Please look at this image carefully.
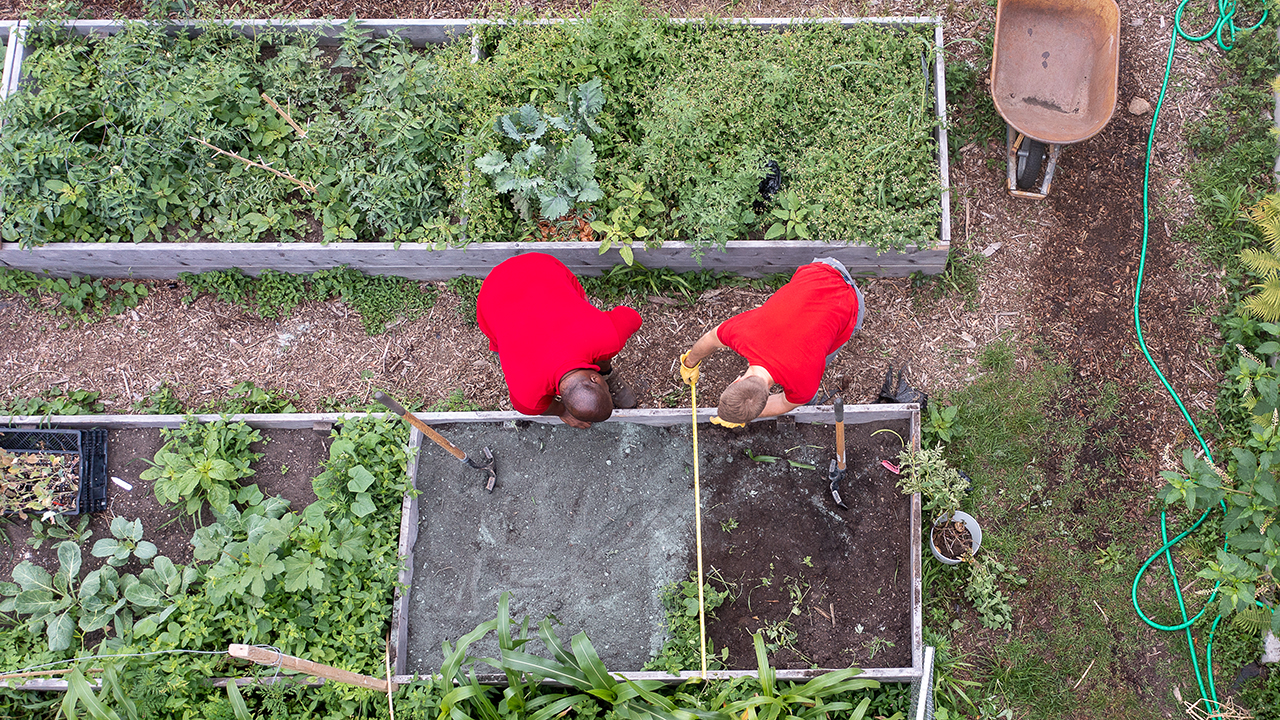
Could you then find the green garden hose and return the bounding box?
[1130,0,1267,713]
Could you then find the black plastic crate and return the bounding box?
[0,427,109,515]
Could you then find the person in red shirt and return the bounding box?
[678,258,865,425]
[477,253,643,428]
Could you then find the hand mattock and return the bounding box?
[828,397,848,509]
[374,391,497,492]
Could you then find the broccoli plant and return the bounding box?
[475,78,606,222]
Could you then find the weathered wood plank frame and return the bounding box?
[0,17,950,279]
[3,404,922,690]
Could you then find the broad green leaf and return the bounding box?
[571,632,614,691]
[12,562,52,592]
[91,538,123,559]
[14,589,58,616]
[227,681,252,720]
[528,695,589,720]
[125,578,164,607]
[48,612,75,652]
[329,439,356,462]
[58,541,82,580]
[135,541,158,562]
[764,223,786,240]
[351,492,376,517]
[282,552,327,593]
[208,458,239,481]
[347,465,376,492]
[208,484,233,514]
[500,649,590,690]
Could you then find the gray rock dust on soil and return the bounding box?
[405,421,697,674]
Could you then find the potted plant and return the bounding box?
[896,445,981,565]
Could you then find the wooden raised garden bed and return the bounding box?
[0,16,950,280]
[0,406,921,692]
[390,405,923,683]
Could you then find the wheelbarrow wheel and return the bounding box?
[1016,138,1047,190]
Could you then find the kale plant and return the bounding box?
[474,78,606,222]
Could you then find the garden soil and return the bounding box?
[696,418,912,670]
[0,426,328,587]
[0,0,1252,715]
[403,416,910,674]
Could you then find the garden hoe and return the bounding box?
[373,391,497,492]
[828,397,848,510]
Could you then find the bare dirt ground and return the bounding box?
[0,0,1263,716]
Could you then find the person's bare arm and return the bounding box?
[683,325,727,367]
[757,393,803,419]
[542,399,591,429]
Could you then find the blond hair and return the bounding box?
[717,377,768,424]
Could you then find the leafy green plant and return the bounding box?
[1093,544,1125,575]
[141,417,264,515]
[962,553,1025,631]
[0,541,85,651]
[475,79,607,223]
[4,388,104,416]
[590,175,665,265]
[720,517,739,533]
[134,382,185,414]
[425,388,482,413]
[91,517,158,568]
[896,445,969,520]
[645,573,732,672]
[0,539,185,652]
[0,270,149,322]
[212,381,299,414]
[1241,193,1280,321]
[764,190,822,240]
[28,514,92,550]
[923,403,964,448]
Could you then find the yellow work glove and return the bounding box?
[710,416,746,429]
[679,352,701,386]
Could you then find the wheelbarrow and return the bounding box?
[990,0,1120,198]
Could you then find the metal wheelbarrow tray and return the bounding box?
[990,0,1120,197]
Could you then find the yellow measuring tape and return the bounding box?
[691,378,708,679]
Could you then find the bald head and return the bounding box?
[559,369,613,423]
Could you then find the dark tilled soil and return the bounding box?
[696,418,912,670]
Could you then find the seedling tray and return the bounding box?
[0,426,108,516]
[390,405,923,684]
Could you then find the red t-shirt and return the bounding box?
[716,264,859,404]
[477,253,642,415]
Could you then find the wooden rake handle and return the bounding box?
[374,391,467,462]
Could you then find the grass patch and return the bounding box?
[927,349,1188,718]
